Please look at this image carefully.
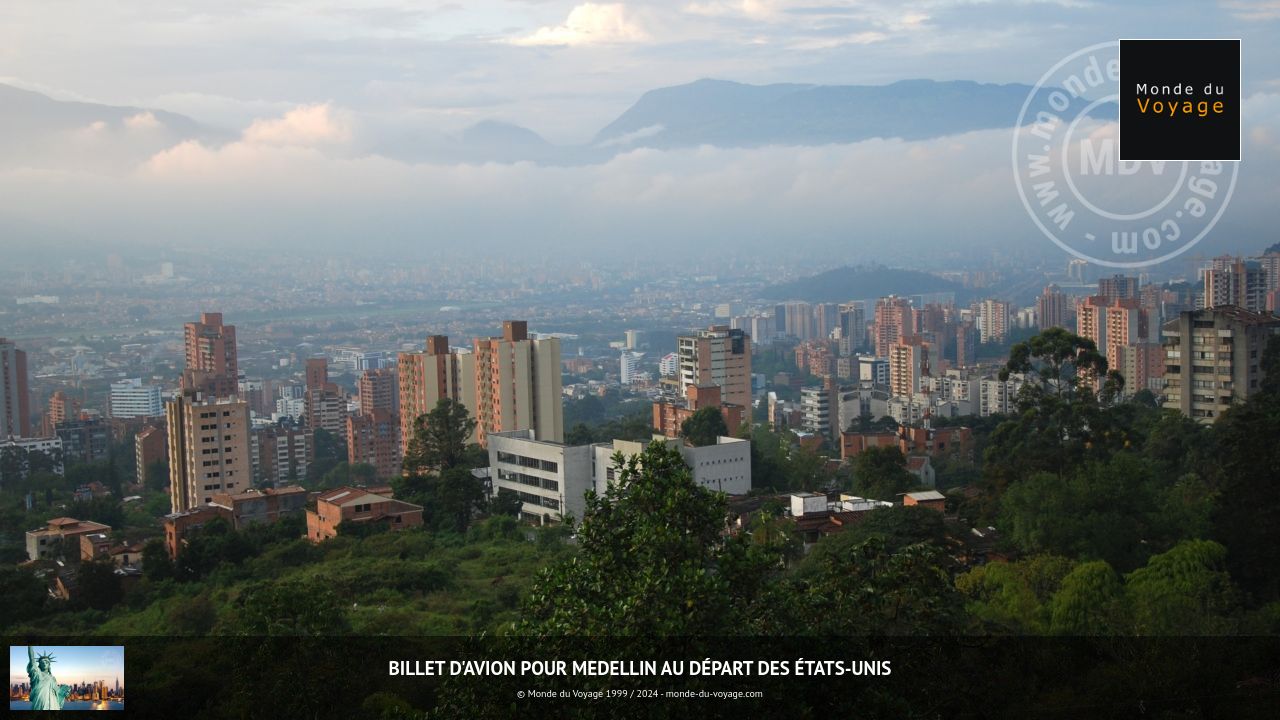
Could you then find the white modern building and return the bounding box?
[620,351,643,385]
[593,436,751,496]
[488,429,593,525]
[109,378,164,418]
[487,431,753,525]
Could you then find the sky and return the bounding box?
[1,1,1278,266]
[9,645,125,688]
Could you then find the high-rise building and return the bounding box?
[0,338,31,438]
[1204,258,1268,313]
[1037,284,1070,330]
[250,425,313,486]
[677,325,752,409]
[620,350,642,385]
[1098,274,1140,302]
[978,299,1011,343]
[55,418,111,466]
[873,296,914,358]
[43,390,78,436]
[658,352,678,377]
[472,321,564,446]
[780,301,815,341]
[889,336,931,399]
[166,392,252,513]
[858,356,890,386]
[1162,306,1280,423]
[357,367,399,416]
[398,335,475,454]
[398,323,563,452]
[838,302,866,351]
[135,423,167,486]
[302,357,347,435]
[109,378,164,418]
[955,321,978,368]
[346,409,401,480]
[1076,295,1110,352]
[1114,342,1164,397]
[1104,299,1148,362]
[305,358,329,391]
[814,303,839,340]
[182,313,237,397]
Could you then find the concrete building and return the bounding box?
[1204,258,1269,314]
[838,302,867,351]
[0,337,31,438]
[677,325,752,409]
[26,517,111,561]
[211,485,307,527]
[1037,285,1071,330]
[1161,306,1280,423]
[135,424,167,486]
[620,350,643,385]
[593,435,751,496]
[163,505,231,560]
[398,322,562,450]
[166,392,252,513]
[306,486,423,542]
[302,357,348,435]
[109,378,163,419]
[889,336,931,399]
[0,435,64,481]
[250,425,313,486]
[346,409,402,480]
[43,390,78,436]
[55,418,111,467]
[652,383,746,440]
[182,313,238,397]
[1098,274,1140,302]
[873,296,914,358]
[488,429,594,524]
[357,367,399,416]
[398,335,475,454]
[978,299,1011,343]
[472,321,564,446]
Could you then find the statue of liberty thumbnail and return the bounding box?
[26,646,72,710]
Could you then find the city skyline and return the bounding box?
[8,645,124,689]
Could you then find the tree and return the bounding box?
[142,538,174,582]
[680,405,728,447]
[488,488,523,518]
[402,399,477,474]
[516,441,768,635]
[1048,560,1123,635]
[1124,540,1239,635]
[230,580,350,635]
[957,555,1075,634]
[850,446,917,501]
[0,566,48,625]
[78,559,124,611]
[1208,335,1280,601]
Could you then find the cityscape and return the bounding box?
[3,1,1280,716]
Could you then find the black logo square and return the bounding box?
[1120,39,1240,161]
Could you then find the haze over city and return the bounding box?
[2,1,1279,265]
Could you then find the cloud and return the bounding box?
[4,92,1278,268]
[123,111,162,130]
[241,103,351,146]
[509,3,650,47]
[595,123,665,148]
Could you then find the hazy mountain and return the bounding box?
[0,78,1116,168]
[594,78,1111,150]
[761,266,963,304]
[0,83,230,170]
